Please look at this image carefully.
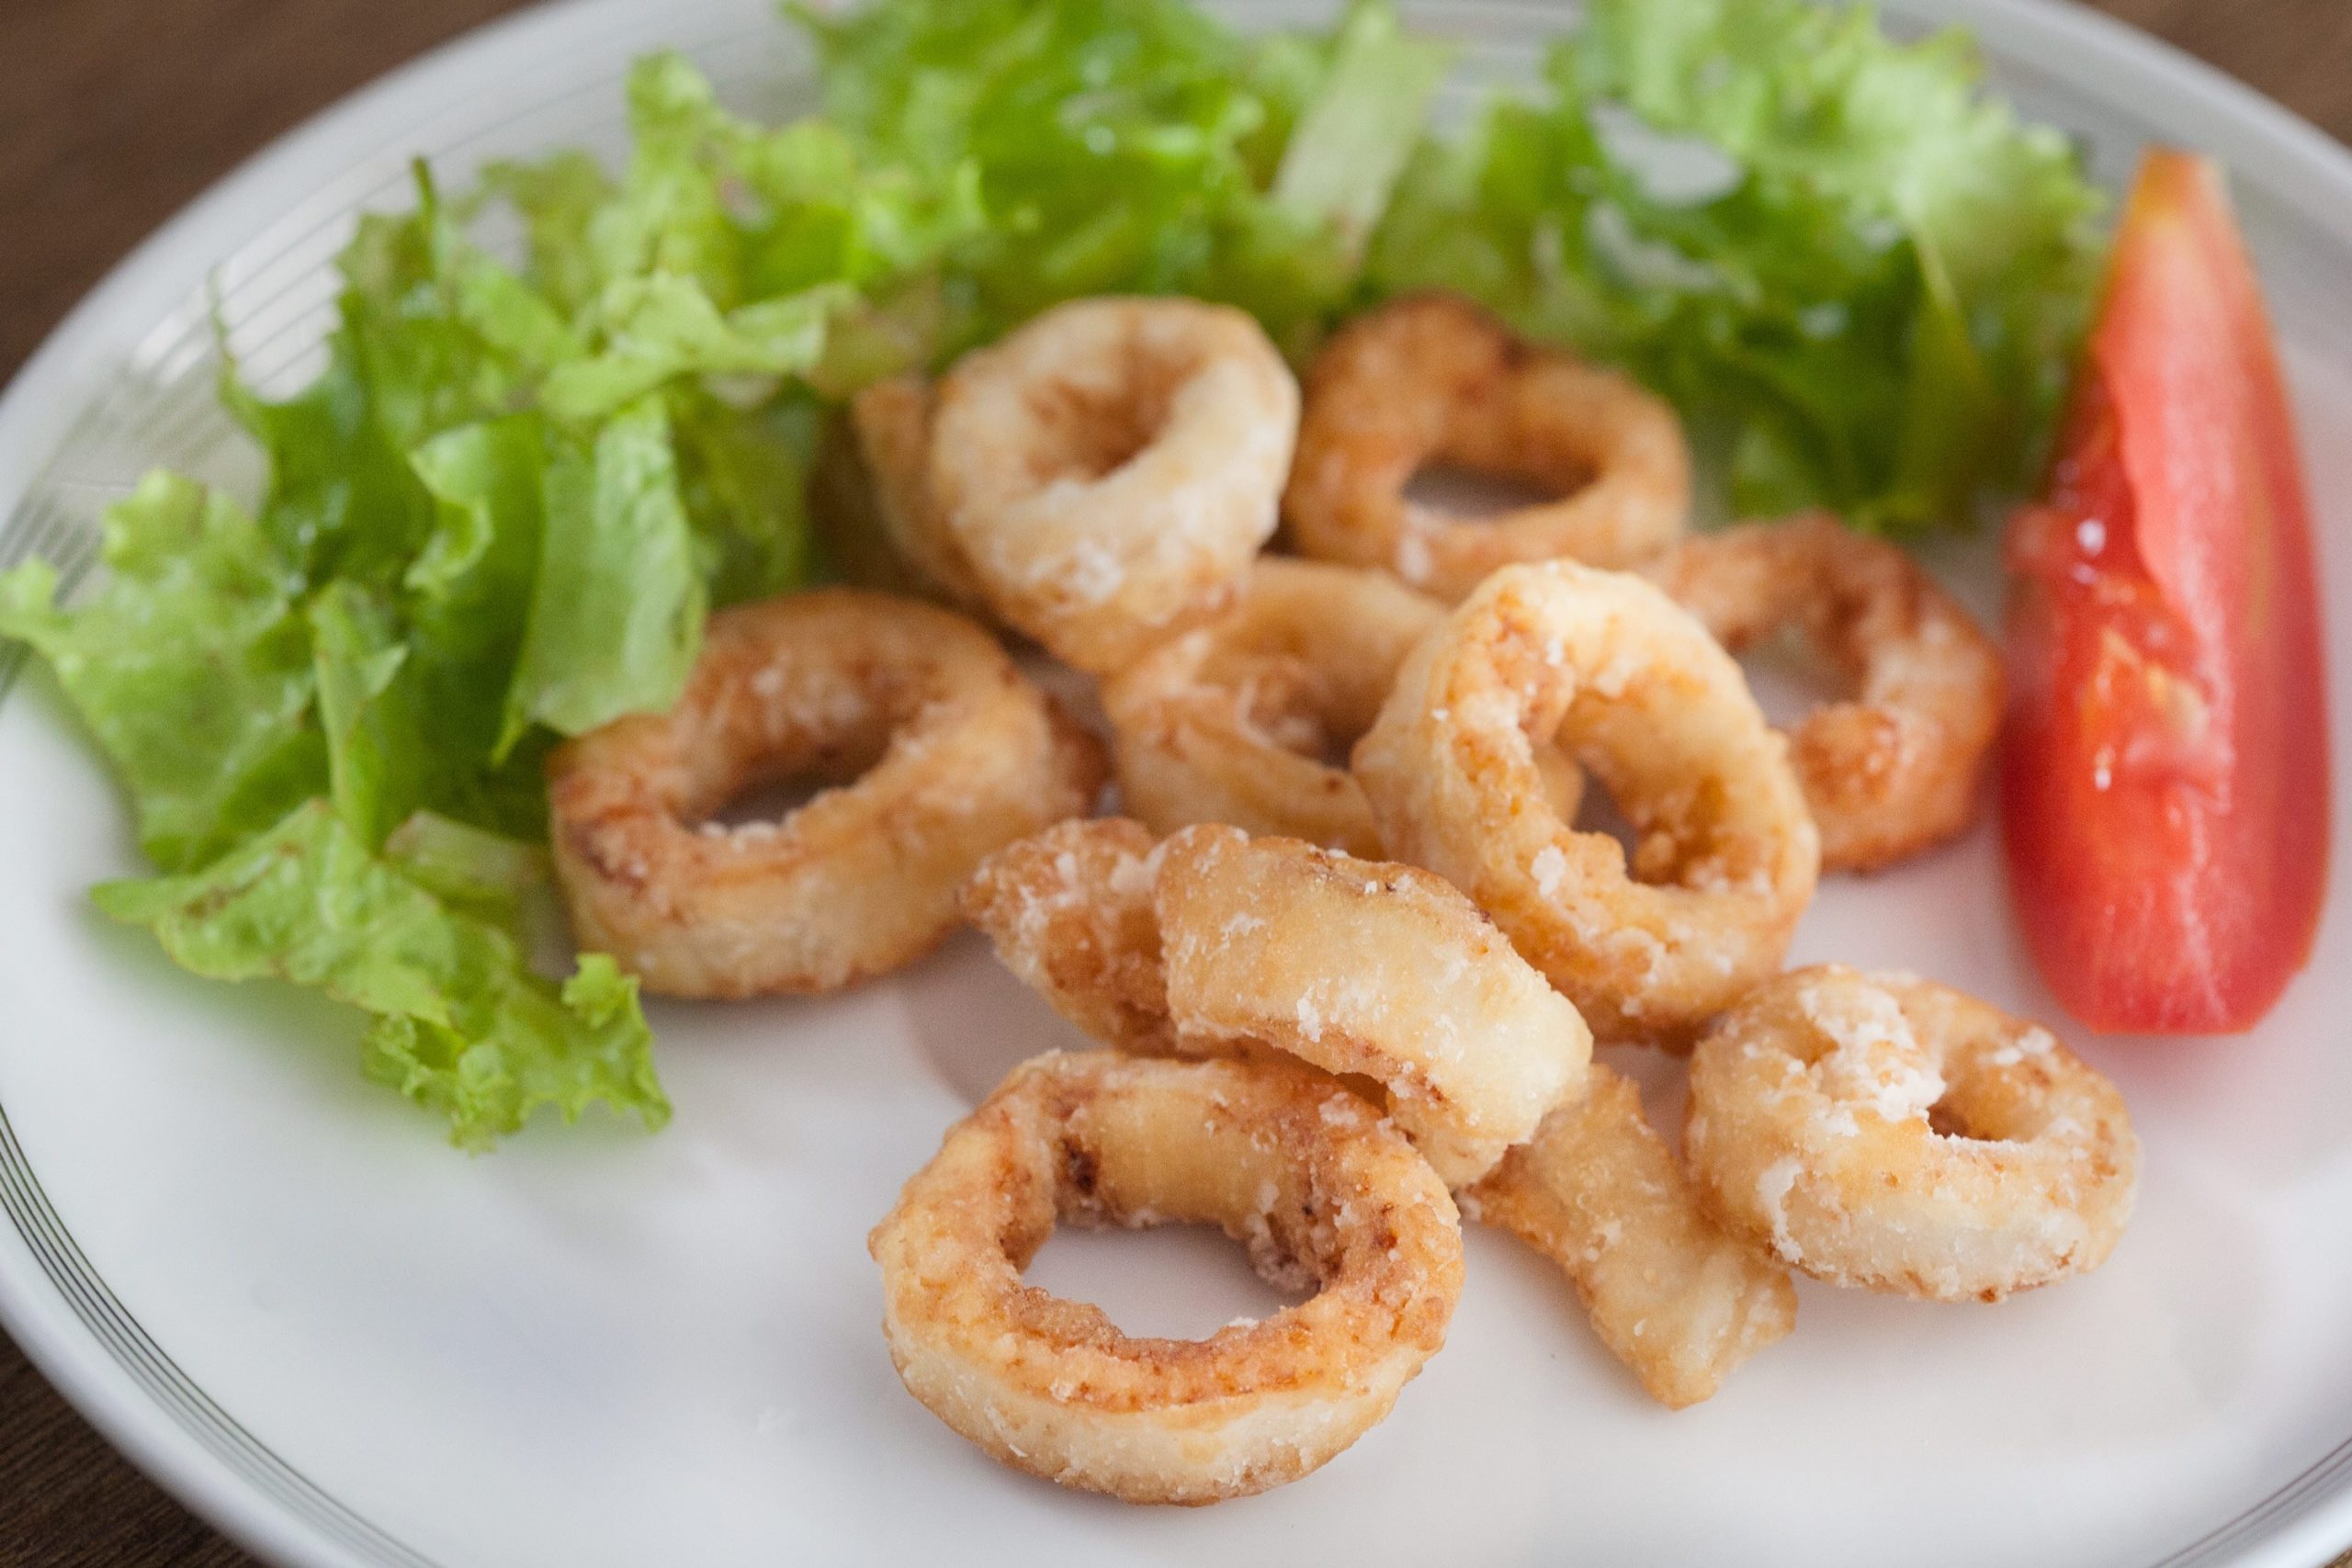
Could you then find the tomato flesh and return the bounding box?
[2001,151,2330,1034]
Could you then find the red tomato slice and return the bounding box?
[2002,149,2330,1033]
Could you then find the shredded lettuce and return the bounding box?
[0,474,323,873]
[401,412,550,823]
[93,802,666,1152]
[1269,1,1454,260]
[801,0,1445,350]
[383,809,549,932]
[500,394,706,750]
[310,579,425,851]
[538,277,851,423]
[672,388,828,605]
[1368,0,2104,532]
[0,474,669,1147]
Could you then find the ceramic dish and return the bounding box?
[3,1,2350,1563]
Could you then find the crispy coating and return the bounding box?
[845,373,992,609]
[1102,560,1446,856]
[1461,1063,1796,1409]
[1102,559,1583,856]
[1641,514,2004,873]
[1156,825,1592,1187]
[548,590,1103,997]
[960,819,1337,1070]
[930,297,1299,673]
[869,1051,1464,1505]
[1684,967,2140,1303]
[1284,293,1690,601]
[1354,561,1819,1043]
[962,818,1178,1054]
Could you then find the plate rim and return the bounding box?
[1,1,2348,1564]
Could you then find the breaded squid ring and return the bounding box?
[1102,559,1582,856]
[1640,514,2004,873]
[1156,825,1592,1187]
[961,818,1177,1055]
[1354,562,1819,1043]
[845,373,990,609]
[869,1050,1463,1505]
[1683,966,2140,1302]
[930,297,1299,674]
[548,590,1103,997]
[1284,293,1690,601]
[960,819,1332,1070]
[1461,1063,1796,1409]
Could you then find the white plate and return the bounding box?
[4,1,2351,1564]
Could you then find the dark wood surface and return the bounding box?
[3,0,2350,1562]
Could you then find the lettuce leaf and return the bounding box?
[309,580,424,850]
[538,275,849,423]
[384,809,549,934]
[799,0,1439,348]
[1368,0,2104,532]
[401,412,551,832]
[0,474,323,872]
[500,394,706,750]
[92,801,667,1150]
[1269,0,1453,259]
[229,168,571,588]
[671,386,828,605]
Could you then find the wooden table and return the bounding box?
[4,0,2350,1562]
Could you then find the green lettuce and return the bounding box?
[801,0,1444,349]
[1268,0,1454,261]
[1367,0,2104,531]
[482,51,981,337]
[310,580,424,850]
[383,809,549,933]
[538,276,851,423]
[500,394,706,749]
[672,387,828,605]
[0,474,322,872]
[227,170,568,588]
[0,153,736,1142]
[401,412,551,831]
[94,802,666,1151]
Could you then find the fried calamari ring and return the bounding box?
[1354,562,1819,1043]
[1684,966,2140,1302]
[930,297,1299,673]
[1284,293,1690,601]
[961,818,1176,1055]
[1156,825,1591,1187]
[844,373,990,609]
[1101,560,1439,857]
[1102,559,1583,856]
[1640,514,2003,873]
[548,590,1103,997]
[1461,1063,1795,1409]
[960,819,1378,1070]
[870,1050,1463,1505]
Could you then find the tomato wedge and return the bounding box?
[2002,149,2330,1034]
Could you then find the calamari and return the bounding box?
[869,1050,1462,1504]
[1683,966,2140,1302]
[548,590,1102,996]
[1354,561,1819,1043]
[1285,293,1690,601]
